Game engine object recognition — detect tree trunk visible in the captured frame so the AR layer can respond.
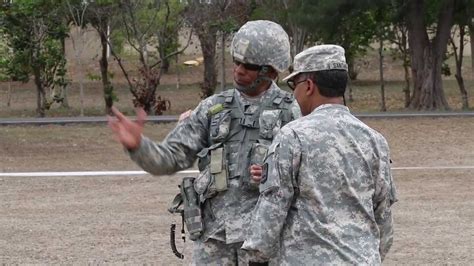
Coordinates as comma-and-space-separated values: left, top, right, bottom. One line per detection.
161, 58, 170, 74
198, 30, 217, 98
403, 57, 411, 108
219, 31, 226, 92
347, 56, 359, 81
469, 23, 474, 78
455, 71, 469, 110
175, 55, 181, 90
407, 0, 454, 110
346, 78, 353, 104
33, 70, 46, 117
99, 27, 113, 115
452, 26, 469, 109
409, 46, 450, 110
289, 24, 307, 72
400, 27, 411, 108
379, 36, 386, 112
7, 81, 12, 107
60, 36, 69, 108
175, 54, 180, 90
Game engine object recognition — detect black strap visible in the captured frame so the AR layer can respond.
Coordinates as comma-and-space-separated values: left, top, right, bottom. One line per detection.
170, 223, 184, 259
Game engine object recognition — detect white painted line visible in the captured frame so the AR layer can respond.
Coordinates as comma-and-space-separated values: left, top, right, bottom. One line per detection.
0, 170, 198, 177
0, 166, 473, 177
392, 166, 474, 170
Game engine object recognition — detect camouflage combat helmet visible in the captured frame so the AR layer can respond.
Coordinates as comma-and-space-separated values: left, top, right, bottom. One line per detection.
231, 20, 291, 73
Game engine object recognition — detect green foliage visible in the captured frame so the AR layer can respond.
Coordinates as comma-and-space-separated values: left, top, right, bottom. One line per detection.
0, 33, 12, 82
104, 83, 119, 102
0, 0, 70, 115
153, 0, 185, 60
86, 71, 115, 81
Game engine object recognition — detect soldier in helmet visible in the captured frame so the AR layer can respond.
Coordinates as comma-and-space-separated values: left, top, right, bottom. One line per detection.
242, 45, 398, 264
108, 20, 300, 265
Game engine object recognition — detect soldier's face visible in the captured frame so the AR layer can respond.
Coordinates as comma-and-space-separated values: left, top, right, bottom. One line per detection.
233, 60, 261, 87
290, 74, 311, 116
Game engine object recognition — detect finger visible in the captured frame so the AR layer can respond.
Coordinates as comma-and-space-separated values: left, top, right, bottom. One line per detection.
135, 107, 147, 126
250, 170, 262, 176
111, 106, 127, 121
107, 114, 117, 125
108, 121, 118, 133
107, 116, 120, 131
251, 175, 262, 182
250, 164, 262, 171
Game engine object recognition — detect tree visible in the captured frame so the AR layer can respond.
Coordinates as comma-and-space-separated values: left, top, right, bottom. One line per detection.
372, 6, 390, 112
388, 3, 412, 108
306, 1, 377, 81
0, 0, 70, 117
87, 0, 120, 115
155, 0, 185, 74
184, 0, 252, 98
448, 0, 473, 110
108, 0, 190, 114
64, 0, 92, 116
252, 0, 310, 60
0, 30, 13, 107
470, 21, 474, 75
405, 0, 456, 110
449, 25, 469, 109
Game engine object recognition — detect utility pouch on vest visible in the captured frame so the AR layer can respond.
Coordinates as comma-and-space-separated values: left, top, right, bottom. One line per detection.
180, 177, 203, 241
259, 110, 282, 139
250, 142, 269, 166
210, 109, 231, 142
210, 147, 227, 192
195, 144, 227, 201
194, 166, 217, 201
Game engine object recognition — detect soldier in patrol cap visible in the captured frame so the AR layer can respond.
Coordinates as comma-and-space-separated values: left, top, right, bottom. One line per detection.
242, 44, 398, 264
108, 20, 300, 265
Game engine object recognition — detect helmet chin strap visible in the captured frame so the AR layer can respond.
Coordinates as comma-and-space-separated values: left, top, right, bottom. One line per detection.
235, 66, 274, 95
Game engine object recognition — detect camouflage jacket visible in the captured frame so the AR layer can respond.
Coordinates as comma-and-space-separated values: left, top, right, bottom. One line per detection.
242, 104, 397, 265
129, 82, 300, 244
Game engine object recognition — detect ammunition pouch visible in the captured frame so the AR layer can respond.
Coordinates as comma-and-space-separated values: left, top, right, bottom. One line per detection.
195, 143, 228, 201
168, 177, 203, 241
259, 109, 282, 140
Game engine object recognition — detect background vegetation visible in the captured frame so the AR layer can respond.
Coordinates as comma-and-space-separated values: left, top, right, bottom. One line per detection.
0, 0, 473, 117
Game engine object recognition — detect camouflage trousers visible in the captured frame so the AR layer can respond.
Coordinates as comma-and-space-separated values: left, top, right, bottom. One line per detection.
191, 238, 269, 266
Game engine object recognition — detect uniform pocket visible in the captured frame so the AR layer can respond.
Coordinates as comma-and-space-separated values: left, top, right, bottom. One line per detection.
210, 109, 232, 142
259, 109, 282, 139
194, 166, 218, 202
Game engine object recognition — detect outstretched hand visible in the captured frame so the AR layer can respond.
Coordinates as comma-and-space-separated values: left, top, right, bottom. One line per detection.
108, 107, 147, 150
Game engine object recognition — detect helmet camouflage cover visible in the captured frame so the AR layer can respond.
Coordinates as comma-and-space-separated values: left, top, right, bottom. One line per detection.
231, 20, 291, 73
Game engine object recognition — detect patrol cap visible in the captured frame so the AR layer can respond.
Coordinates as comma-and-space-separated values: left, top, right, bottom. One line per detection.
283, 44, 348, 81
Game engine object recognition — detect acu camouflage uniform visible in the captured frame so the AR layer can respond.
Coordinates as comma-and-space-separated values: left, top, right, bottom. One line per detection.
129, 20, 300, 265
242, 45, 398, 265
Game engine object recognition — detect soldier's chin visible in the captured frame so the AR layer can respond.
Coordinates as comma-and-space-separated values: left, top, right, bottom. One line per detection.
234, 80, 251, 87
234, 83, 248, 92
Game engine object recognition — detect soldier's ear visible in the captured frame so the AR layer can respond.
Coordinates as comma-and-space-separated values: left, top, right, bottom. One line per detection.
306, 79, 315, 96
267, 67, 278, 80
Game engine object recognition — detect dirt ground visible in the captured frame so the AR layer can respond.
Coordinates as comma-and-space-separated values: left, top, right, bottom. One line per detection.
0, 117, 473, 264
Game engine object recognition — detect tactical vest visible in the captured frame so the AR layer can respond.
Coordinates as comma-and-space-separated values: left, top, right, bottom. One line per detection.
193, 88, 294, 201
